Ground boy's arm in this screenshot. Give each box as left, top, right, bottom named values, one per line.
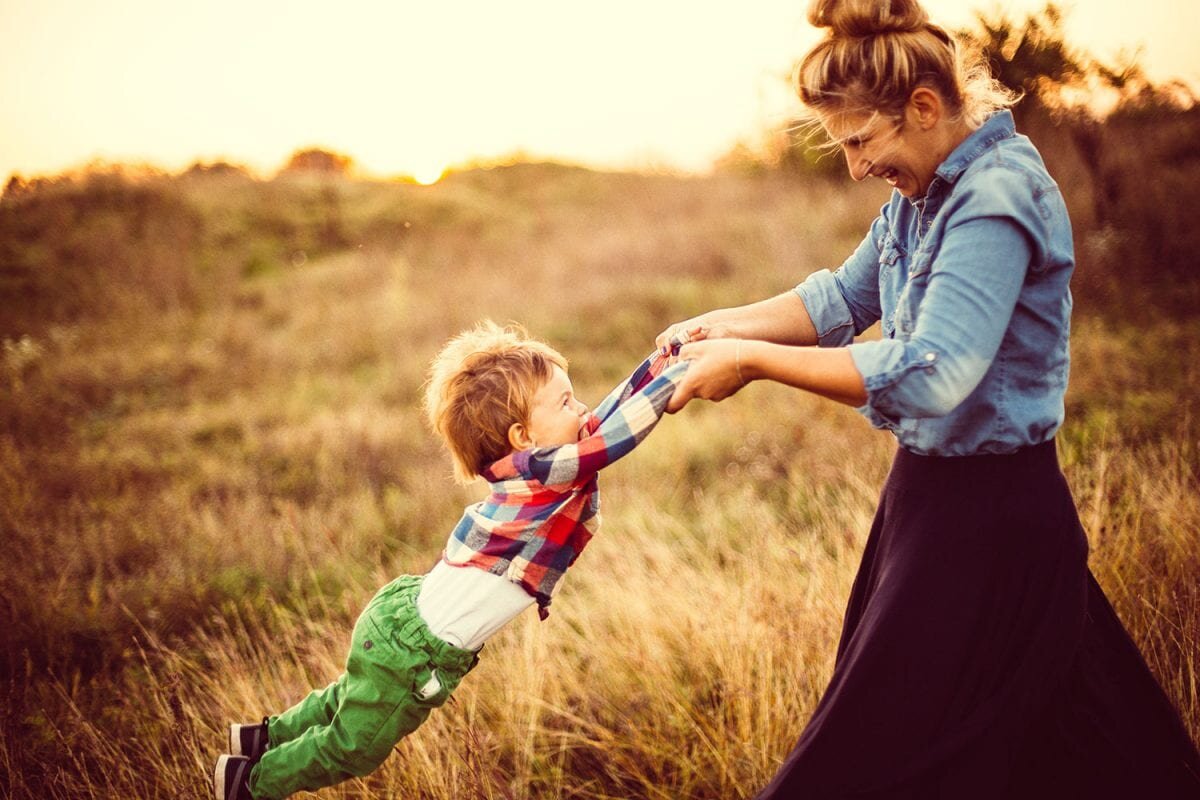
left=521, top=353, right=688, bottom=486
left=590, top=348, right=677, bottom=423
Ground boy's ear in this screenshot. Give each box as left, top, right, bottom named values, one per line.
left=508, top=422, right=534, bottom=451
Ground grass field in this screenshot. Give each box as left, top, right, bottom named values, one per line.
left=1, top=156, right=1197, bottom=798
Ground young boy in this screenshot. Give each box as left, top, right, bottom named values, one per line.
left=213, top=321, right=688, bottom=800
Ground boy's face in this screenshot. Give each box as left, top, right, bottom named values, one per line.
left=522, top=365, right=589, bottom=448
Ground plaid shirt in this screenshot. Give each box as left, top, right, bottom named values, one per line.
left=442, top=351, right=688, bottom=617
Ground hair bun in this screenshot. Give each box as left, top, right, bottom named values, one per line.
left=808, top=0, right=928, bottom=38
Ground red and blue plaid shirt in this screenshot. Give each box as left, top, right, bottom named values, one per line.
left=442, top=351, right=687, bottom=617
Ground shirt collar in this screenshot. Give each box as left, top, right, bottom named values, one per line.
left=933, top=110, right=1016, bottom=186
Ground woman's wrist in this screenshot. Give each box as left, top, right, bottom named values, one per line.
left=734, top=339, right=746, bottom=387
left=736, top=338, right=763, bottom=383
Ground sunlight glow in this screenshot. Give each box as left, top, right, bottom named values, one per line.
left=0, top=0, right=1195, bottom=181
left=413, top=164, right=444, bottom=186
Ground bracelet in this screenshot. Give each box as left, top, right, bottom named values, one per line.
left=735, top=339, right=746, bottom=387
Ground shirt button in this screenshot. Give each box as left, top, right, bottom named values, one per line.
left=924, top=352, right=937, bottom=362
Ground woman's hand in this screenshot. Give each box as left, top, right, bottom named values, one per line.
left=666, top=339, right=747, bottom=413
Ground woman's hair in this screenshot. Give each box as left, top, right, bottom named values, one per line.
left=424, top=320, right=567, bottom=483
left=796, top=0, right=1017, bottom=127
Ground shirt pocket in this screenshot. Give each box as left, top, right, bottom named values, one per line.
left=879, top=234, right=907, bottom=339
left=878, top=232, right=906, bottom=272
left=894, top=269, right=932, bottom=338
left=894, top=237, right=938, bottom=337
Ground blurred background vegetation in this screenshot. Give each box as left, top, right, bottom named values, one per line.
left=1, top=5, right=1197, bottom=797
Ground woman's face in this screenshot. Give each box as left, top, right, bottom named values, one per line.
left=821, top=99, right=946, bottom=199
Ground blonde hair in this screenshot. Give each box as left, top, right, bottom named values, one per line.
left=796, top=0, right=1017, bottom=128
left=424, top=321, right=568, bottom=483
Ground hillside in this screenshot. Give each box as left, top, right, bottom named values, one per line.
left=1, top=160, right=1196, bottom=798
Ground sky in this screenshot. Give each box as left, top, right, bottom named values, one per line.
left=1, top=0, right=1197, bottom=183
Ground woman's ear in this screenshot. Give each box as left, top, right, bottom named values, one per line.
left=906, top=87, right=943, bottom=130
left=508, top=422, right=534, bottom=451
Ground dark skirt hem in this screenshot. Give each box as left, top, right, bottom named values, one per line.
left=756, top=440, right=1200, bottom=799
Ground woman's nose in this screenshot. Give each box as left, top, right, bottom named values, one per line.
left=846, top=152, right=871, bottom=182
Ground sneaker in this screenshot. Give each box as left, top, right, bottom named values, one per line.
left=213, top=754, right=253, bottom=800
left=228, top=719, right=269, bottom=763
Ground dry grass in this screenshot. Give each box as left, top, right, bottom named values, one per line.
left=0, top=160, right=1196, bottom=798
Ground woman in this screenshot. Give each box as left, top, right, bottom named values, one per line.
left=658, top=0, right=1200, bottom=796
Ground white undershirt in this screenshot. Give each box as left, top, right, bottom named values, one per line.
left=416, top=560, right=536, bottom=651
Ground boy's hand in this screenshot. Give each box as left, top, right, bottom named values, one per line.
left=655, top=323, right=708, bottom=356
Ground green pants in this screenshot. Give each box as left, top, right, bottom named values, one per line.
left=249, top=575, right=479, bottom=799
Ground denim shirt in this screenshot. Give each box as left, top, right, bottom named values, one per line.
left=795, top=111, right=1075, bottom=456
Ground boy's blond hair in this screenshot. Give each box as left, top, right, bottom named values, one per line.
left=424, top=321, right=568, bottom=483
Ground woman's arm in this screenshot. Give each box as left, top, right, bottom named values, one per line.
left=666, top=338, right=866, bottom=414
left=656, top=212, right=892, bottom=355
left=669, top=200, right=1037, bottom=418
left=658, top=211, right=892, bottom=413
left=655, top=290, right=819, bottom=353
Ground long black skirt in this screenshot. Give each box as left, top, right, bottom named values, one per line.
left=756, top=440, right=1200, bottom=799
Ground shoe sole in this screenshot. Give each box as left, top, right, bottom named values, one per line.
left=213, top=754, right=231, bottom=800
left=213, top=753, right=254, bottom=800
left=228, top=722, right=267, bottom=760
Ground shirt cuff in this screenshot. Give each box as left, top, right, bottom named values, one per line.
left=848, top=339, right=940, bottom=426
left=794, top=270, right=856, bottom=347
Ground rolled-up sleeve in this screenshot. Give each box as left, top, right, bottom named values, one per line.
left=849, top=206, right=1034, bottom=422
left=794, top=210, right=889, bottom=347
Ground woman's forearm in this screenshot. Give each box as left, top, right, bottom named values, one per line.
left=741, top=339, right=867, bottom=407
left=710, top=291, right=819, bottom=345
left=665, top=336, right=867, bottom=413
left=660, top=291, right=819, bottom=350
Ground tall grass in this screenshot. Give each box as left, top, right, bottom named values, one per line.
left=1, top=158, right=1196, bottom=798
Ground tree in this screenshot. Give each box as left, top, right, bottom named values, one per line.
left=965, top=4, right=1087, bottom=122
left=279, top=148, right=354, bottom=176
left=961, top=4, right=1196, bottom=229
